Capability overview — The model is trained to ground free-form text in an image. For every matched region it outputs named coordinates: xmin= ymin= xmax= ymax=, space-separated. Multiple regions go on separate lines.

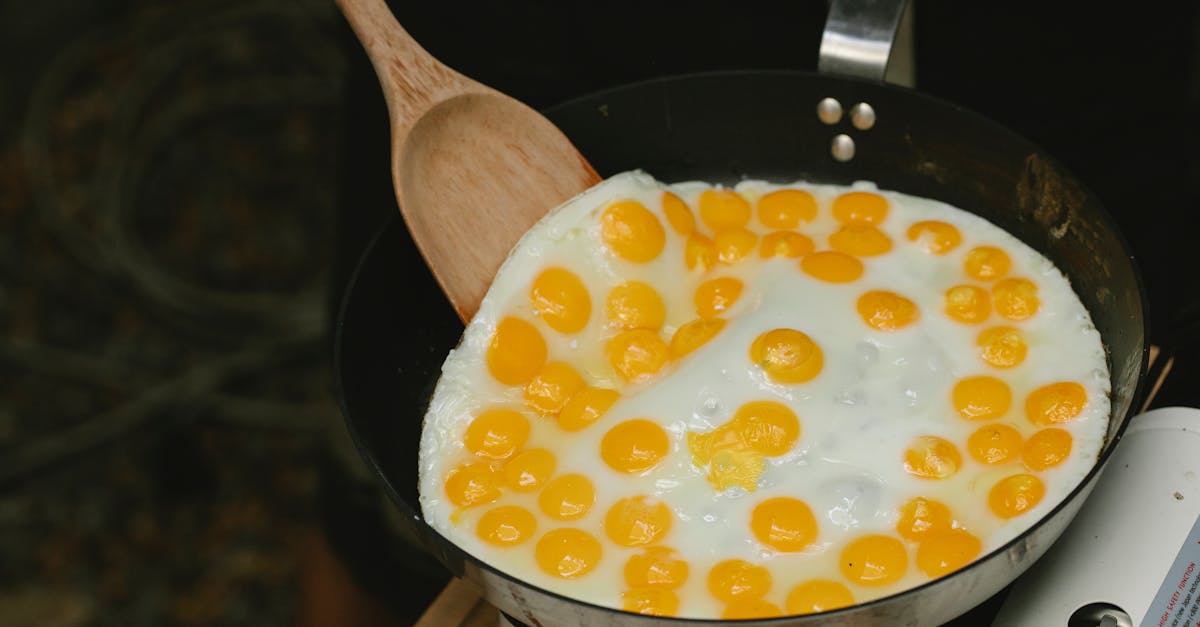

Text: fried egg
xmin=416 ymin=170 xmax=1110 ymax=619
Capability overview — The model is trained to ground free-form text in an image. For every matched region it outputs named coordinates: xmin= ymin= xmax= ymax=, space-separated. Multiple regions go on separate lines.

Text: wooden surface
xmin=416 ymin=346 xmax=1173 ymax=626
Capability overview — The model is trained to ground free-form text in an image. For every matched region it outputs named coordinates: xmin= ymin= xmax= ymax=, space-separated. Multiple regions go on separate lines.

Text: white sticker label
xmin=1142 ymin=514 xmax=1200 ymax=627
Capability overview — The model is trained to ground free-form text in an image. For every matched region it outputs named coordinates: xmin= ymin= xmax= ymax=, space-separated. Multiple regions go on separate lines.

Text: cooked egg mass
xmin=417 ymin=170 xmax=1110 ymax=619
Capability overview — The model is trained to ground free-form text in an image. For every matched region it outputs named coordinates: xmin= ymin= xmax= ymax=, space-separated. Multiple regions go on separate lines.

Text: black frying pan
xmin=333 ymin=66 xmax=1149 ymax=625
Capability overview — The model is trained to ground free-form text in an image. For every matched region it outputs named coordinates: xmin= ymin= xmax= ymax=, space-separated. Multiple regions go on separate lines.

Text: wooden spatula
xmin=336 ymin=0 xmax=603 ymax=322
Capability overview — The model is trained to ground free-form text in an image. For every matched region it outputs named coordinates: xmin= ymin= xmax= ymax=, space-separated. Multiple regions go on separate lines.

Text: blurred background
xmin=2 ymin=1 xmax=1199 ymax=626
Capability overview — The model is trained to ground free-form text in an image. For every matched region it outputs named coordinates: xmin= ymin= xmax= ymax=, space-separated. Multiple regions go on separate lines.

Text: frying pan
xmin=332 ymin=2 xmax=1150 ymax=625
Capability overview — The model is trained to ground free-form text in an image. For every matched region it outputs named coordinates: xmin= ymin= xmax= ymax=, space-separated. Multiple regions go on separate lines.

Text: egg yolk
xmin=759 ymin=230 xmax=815 ymax=259
xmin=904 ymin=435 xmax=963 ymax=479
xmin=622 ymin=588 xmax=679 ymax=617
xmin=606 ymin=281 xmax=665 ymax=331
xmin=733 ymin=400 xmax=801 ymax=456
xmin=1022 ymin=427 xmax=1073 ymax=470
xmin=695 ymin=277 xmax=744 ymax=319
xmin=699 ymin=189 xmax=752 ymax=231
xmin=535 ymin=528 xmax=602 ymax=579
xmin=800 ymin=250 xmax=864 ymax=283
xmin=605 ymin=495 xmax=673 ymax=547
xmin=785 ymin=580 xmax=856 ymax=615
xmin=1026 ymin=381 xmax=1088 ymax=426
xmin=857 ymin=290 xmax=920 ymax=331
xmin=758 ymin=189 xmax=817 ymax=228
xmin=444 ymin=462 xmax=502 ymax=508
xmin=707 ymin=559 xmax=772 ymax=602
xmin=486 ymin=317 xmax=546 ymax=386
xmin=749 ymin=328 xmax=824 ymax=384
xmin=502 ymin=448 xmax=556 ymax=492
xmin=689 ymin=417 xmax=765 ymax=493
xmin=684 ymin=232 xmax=717 ymax=272
xmin=476 ymin=505 xmax=537 ymax=546
xmin=670 ymin=318 xmax=726 ymax=359
xmin=661 ymin=191 xmax=695 ymax=236
xmin=538 ymin=473 xmax=595 ymax=520
xmin=606 ymin=329 xmax=670 ymax=383
xmin=722 ymin=599 xmax=783 ymax=619
xmin=964 ymin=246 xmax=1011 ymax=281
xmin=624 ymin=547 xmax=690 ymax=589
xmin=953 ymin=375 xmax=1013 ymax=420
xmin=840 ymin=534 xmax=908 ymax=586
xmin=524 ymin=361 xmax=585 ymax=416
xmin=600 ymin=200 xmax=666 ymax=263
xmin=832 ymin=191 xmax=889 ymax=224
xmin=714 ymin=227 xmax=758 ymax=264
xmin=530 ymin=267 xmax=591 ymax=334
xmin=906 ymin=220 xmax=962 ymax=254
xmin=993 ymin=277 xmax=1040 ymax=320
xmin=977 ymin=326 xmax=1028 ymax=368
xmin=751 ymin=496 xmax=818 ymax=552
xmin=829 ymin=224 xmax=893 ymax=256
xmin=557 ymin=386 xmax=619 ymax=432
xmin=895 ymin=496 xmax=954 ymax=541
xmin=916 ymin=529 xmax=982 ymax=578
xmin=601 ymin=419 xmax=669 ymax=474
xmin=944 ymin=285 xmax=992 ymax=324
xmin=989 ymin=473 xmax=1045 ymax=519
xmin=967 ymin=423 xmax=1023 ymax=465
xmin=464 ymin=408 xmax=530 ymax=460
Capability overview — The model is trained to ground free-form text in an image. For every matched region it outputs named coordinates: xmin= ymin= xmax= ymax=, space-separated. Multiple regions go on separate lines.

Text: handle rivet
xmin=831 ymin=134 xmax=855 ymax=162
xmin=850 ymin=102 xmax=876 ymax=130
xmin=817 ymin=98 xmax=844 ymax=125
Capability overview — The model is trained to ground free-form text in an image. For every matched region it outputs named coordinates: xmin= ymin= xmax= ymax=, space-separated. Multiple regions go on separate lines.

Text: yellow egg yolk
xmin=444 ymin=462 xmax=502 ymax=508
xmin=916 ymin=529 xmax=982 ymax=577
xmin=857 ymin=290 xmax=920 ymax=331
xmin=967 ymin=423 xmax=1023 ymax=465
xmin=699 ymin=189 xmax=752 ymax=231
xmin=832 ymin=191 xmax=889 ymax=224
xmin=535 ymin=528 xmax=602 ymax=579
xmin=684 ymin=232 xmax=717 ymax=272
xmin=989 ymin=474 xmax=1045 ymax=518
xmin=530 ymin=267 xmax=591 ymax=334
xmin=622 ymin=588 xmax=679 ymax=617
xmin=476 ymin=505 xmax=537 ymax=546
xmin=750 ymin=496 xmax=818 ymax=552
xmin=502 ymin=448 xmax=556 ymax=492
xmin=464 ymin=408 xmax=530 ymax=460
xmin=557 ymin=386 xmax=619 ymax=432
xmin=624 ymin=547 xmax=690 ymax=589
xmin=524 ymin=361 xmax=585 ymax=416
xmin=977 ymin=326 xmax=1028 ymax=368
xmin=606 ymin=281 xmax=665 ymax=331
xmin=604 ymin=495 xmax=673 ymax=547
xmin=1022 ymin=427 xmax=1073 ymax=470
xmin=1026 ymin=381 xmax=1088 ymax=426
xmin=785 ymin=580 xmax=856 ymax=615
xmin=904 ymin=435 xmax=963 ymax=479
xmin=606 ymin=329 xmax=670 ymax=383
xmin=732 ymin=400 xmax=802 ymax=456
xmin=694 ymin=277 xmax=744 ymax=319
xmin=829 ymin=224 xmax=893 ymax=256
xmin=661 ymin=191 xmax=695 ymax=236
xmin=670 ymin=318 xmax=726 ymax=359
xmin=707 ymin=559 xmax=772 ymax=602
xmin=895 ymin=496 xmax=953 ymax=542
xmin=758 ymin=189 xmax=817 ymax=228
xmin=800 ymin=250 xmax=864 ymax=283
xmin=722 ymin=600 xmax=783 ymax=619
xmin=964 ymin=245 xmax=1011 ymax=280
xmin=906 ymin=220 xmax=962 ymax=254
xmin=486 ymin=317 xmax=546 ymax=386
xmin=953 ymin=375 xmax=1013 ymax=420
xmin=600 ymin=200 xmax=666 ymax=263
xmin=840 ymin=534 xmax=908 ymax=586
xmin=538 ymin=473 xmax=595 ymax=520
xmin=749 ymin=328 xmax=824 ymax=384
xmin=945 ymin=284 xmax=992 ymax=324
xmin=759 ymin=230 xmax=815 ymax=259
xmin=714 ymin=227 xmax=758 ymax=264
xmin=993 ymin=277 xmax=1040 ymax=320
xmin=601 ymin=419 xmax=669 ymax=474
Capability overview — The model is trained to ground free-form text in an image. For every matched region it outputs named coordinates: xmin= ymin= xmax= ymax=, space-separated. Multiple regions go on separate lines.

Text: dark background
xmin=3 ymin=1 xmax=1199 ymax=626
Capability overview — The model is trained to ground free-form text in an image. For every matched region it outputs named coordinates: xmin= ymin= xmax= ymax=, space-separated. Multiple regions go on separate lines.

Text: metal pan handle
xmin=818 ymin=0 xmax=915 ymax=86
